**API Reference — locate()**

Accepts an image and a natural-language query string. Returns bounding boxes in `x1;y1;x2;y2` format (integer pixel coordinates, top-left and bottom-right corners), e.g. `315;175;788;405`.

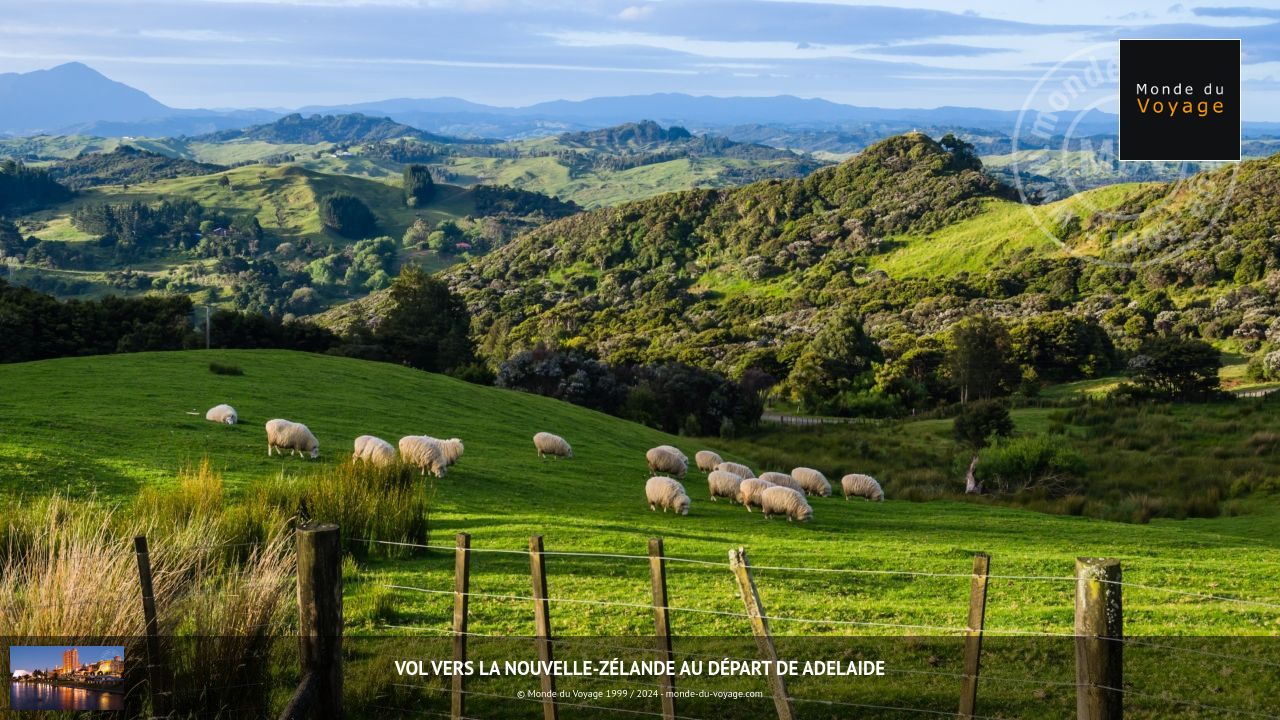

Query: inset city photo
8;646;125;711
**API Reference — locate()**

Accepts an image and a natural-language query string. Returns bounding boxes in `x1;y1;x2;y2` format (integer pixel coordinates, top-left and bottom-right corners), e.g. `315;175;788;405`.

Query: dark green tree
944;314;1020;403
1127;336;1221;401
403;164;434;207
1010;313;1114;382
318;192;377;239
953;399;1014;493
373;265;476;372
787;307;882;412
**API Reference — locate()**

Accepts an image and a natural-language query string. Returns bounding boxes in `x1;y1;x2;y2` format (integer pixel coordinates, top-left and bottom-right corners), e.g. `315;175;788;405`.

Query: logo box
1119;39;1241;161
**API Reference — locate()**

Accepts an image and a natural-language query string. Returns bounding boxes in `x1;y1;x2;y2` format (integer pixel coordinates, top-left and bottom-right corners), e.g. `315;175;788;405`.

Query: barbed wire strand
351;538;728;567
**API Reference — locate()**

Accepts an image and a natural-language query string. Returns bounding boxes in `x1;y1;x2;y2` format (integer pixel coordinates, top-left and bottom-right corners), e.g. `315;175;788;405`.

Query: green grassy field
868;184;1151;279
1;349;1278;647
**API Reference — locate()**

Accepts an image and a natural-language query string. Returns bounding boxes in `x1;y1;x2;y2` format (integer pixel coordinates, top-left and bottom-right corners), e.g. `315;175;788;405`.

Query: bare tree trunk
964;453;982;494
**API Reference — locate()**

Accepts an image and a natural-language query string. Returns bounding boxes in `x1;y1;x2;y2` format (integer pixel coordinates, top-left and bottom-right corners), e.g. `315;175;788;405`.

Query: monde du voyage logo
1120;39;1241;161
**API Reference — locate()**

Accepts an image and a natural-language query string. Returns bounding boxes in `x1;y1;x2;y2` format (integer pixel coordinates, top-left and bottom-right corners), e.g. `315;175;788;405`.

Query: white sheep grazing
760;486;813;522
439;438;465;466
205;404;238;425
646;446;688;478
265;419;319;459
737;477;776;512
716;461;755;479
841;473;884;502
533;432;573;459
353;435;396;467
695;450;723;473
759;471;804;493
645;476;691;516
791;467;832;497
707;470;743;503
399;435;448;477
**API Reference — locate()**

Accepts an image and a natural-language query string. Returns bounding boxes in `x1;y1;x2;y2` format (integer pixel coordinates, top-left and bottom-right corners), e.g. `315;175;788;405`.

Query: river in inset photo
9;682;124;711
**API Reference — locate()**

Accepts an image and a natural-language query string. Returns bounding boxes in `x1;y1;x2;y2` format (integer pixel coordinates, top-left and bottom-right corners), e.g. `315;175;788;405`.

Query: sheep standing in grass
647;446;688;478
759;471;804;493
265;419;319;459
760;486;813;522
399;435;449;477
737;478;776;512
707;470;743;503
695;450;723;473
716;461;755;479
533;432;573;459
645;476;691;515
791;467;832;497
439;438;465;466
353;435;396;467
206;404;238;425
841;474;884;502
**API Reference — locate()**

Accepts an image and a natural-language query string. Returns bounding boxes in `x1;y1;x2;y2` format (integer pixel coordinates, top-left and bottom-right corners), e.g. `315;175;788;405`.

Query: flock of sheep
641;446;883;523
206;404;465;476
203;407;882;524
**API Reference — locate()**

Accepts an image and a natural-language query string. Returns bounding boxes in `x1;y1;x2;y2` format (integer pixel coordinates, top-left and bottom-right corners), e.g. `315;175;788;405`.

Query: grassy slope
443;155;741;208
0;350;1277;642
13;166;471;301
868;183;1152;278
24;164;473;248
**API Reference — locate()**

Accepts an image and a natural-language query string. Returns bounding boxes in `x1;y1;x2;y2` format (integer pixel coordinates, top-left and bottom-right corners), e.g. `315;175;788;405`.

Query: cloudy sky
1;0;1278;117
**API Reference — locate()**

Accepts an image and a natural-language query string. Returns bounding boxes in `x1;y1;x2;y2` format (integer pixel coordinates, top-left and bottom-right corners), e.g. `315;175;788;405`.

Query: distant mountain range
0;63;276;137
4;62;1280;144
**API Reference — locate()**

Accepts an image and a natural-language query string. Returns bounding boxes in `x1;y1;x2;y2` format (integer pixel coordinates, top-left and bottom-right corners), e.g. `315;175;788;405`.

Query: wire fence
349;533;1280;720
26;529;1272;719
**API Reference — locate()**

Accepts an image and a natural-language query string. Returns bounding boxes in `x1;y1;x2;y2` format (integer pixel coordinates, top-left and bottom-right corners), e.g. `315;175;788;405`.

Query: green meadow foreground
1;349;1278;642
3;350;1278;718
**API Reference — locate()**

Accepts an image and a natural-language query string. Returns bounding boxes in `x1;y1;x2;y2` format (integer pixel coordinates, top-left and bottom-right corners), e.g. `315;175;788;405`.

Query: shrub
971;435;1087;496
209;361;244;376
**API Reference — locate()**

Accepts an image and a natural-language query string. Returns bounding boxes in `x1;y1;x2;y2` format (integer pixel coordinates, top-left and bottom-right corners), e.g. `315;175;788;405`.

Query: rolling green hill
441;133;1280;417
446;132;1014;372
47;145;226;189
0;347;1276;669
5;164;550;308
1;120;826;209
21;163;471;246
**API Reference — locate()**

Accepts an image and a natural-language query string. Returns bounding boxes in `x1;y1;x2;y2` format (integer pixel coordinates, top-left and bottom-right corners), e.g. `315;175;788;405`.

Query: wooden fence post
648;538;677;720
958;552;990;719
133;535;168;716
1075;558;1122;720
529;535;558;720
728;547;795;720
296;523;343;720
452;533;471;720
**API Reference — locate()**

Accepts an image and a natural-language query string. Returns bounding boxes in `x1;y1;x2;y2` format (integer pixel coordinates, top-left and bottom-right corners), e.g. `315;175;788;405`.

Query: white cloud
138;29;267;43
618;5;653;21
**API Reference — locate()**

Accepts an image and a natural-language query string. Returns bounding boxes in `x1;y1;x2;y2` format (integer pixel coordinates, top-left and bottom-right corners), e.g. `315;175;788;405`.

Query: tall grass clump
135;458;226;526
250;460;430;558
0;462;299;716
